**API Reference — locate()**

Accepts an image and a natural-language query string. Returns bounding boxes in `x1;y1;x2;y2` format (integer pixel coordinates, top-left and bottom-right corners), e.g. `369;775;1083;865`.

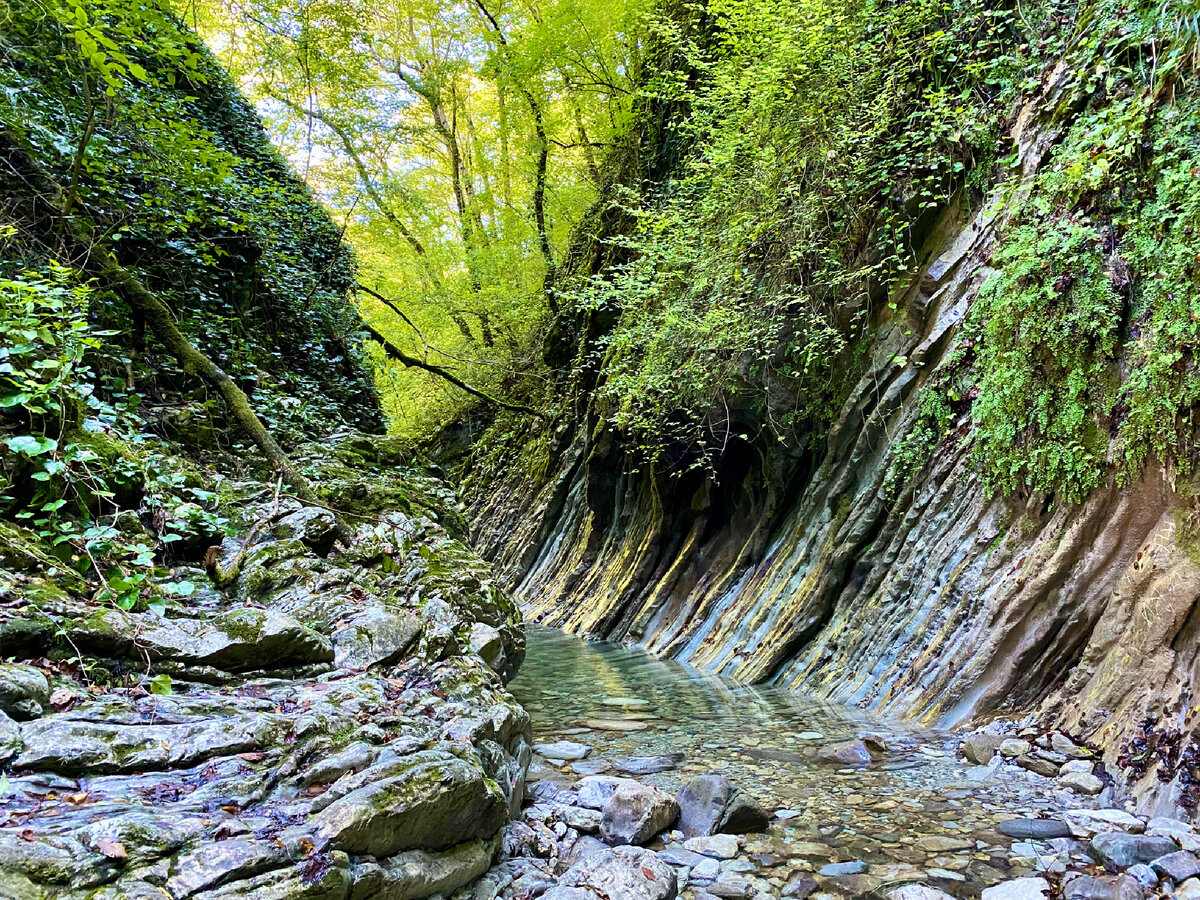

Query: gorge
2;0;1200;897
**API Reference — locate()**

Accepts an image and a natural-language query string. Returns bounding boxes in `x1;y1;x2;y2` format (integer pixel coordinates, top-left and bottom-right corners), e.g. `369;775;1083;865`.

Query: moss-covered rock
313;750;508;857
0;431;528;900
0;663;49;720
70;606;333;673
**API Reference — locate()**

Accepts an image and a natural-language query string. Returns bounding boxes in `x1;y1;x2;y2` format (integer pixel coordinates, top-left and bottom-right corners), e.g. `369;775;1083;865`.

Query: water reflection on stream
510;626;1072;896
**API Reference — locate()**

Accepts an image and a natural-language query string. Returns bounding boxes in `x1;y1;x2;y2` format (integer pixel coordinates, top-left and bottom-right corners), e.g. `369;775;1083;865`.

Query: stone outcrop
467;63;1200;816
0;434;529;899
543;846;677;900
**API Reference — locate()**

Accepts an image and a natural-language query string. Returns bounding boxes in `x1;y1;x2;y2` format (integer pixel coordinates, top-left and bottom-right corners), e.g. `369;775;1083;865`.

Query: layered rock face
470;72;1200;814
0;435;529;899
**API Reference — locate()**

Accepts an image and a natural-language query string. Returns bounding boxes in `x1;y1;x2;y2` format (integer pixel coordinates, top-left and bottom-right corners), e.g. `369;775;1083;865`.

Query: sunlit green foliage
193;0;648;437
7;0;1198;518
1;0;379;440
904;0;1200;501
563;0;1031;471
0;0;371;614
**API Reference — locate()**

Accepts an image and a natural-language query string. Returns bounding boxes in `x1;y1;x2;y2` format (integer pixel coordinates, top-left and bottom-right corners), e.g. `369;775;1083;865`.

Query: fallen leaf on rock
49;688;75;711
96;839;127;859
642;866;656;880
236;752;265;762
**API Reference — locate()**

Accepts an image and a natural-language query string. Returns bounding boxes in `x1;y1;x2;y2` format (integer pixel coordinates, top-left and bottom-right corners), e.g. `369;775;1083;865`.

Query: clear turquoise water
510;626;1074;895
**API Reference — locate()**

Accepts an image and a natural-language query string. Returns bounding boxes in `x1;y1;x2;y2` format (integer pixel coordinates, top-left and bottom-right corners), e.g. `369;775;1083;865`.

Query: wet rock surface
0;435;529;900
601;783;679;845
8;442;1200;900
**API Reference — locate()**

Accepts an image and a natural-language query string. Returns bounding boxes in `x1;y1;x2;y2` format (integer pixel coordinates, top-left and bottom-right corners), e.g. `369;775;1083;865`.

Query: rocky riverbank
0;434;528;899
470;723;1200;900
441;626;1200;900
4;432;1198;900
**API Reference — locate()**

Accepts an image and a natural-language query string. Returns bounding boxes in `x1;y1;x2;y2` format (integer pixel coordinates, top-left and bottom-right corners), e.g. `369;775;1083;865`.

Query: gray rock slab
1062;874;1143;900
349;838;494;899
1059;771;1104;795
331;607;420;670
981;877;1050;900
616;753;685;775
819;860;867;876
535;740;592;761
819;739;873;766
1151;849;1200;882
0;663;49;720
600;783;679;846
888;886;957;900
997;819;1071;839
77;606;334;672
658;846;709;868
313;751;507;856
1089;832;1179;870
545;846;678;900
577;775;641;810
1064;809;1144;838
683;834;739;859
961;734;1003;765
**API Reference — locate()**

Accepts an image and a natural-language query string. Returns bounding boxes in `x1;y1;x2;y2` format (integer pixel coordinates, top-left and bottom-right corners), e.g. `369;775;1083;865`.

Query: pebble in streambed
452;627;1193;900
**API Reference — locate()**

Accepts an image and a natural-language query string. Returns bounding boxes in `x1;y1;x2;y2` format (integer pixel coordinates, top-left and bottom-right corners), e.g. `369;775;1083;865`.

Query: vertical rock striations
469;69;1200;814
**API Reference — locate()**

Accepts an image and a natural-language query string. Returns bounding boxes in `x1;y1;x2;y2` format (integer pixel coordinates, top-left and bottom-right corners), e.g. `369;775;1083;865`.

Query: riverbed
509;626;1092;897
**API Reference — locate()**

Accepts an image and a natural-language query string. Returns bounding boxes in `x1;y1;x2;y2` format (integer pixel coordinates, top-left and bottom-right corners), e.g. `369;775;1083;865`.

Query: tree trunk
470;0;558;311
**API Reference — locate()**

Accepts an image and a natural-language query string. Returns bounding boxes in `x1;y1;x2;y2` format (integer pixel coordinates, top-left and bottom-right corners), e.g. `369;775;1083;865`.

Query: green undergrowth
0;267;224;614
890;0;1200;503
0;0;381;446
557;0;1039;475
0;0;383;627
521;0;1200;508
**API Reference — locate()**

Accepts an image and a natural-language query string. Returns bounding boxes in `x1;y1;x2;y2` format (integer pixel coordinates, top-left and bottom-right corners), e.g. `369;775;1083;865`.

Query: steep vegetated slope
0;5;529;897
1;0;381;449
465;0;1200;810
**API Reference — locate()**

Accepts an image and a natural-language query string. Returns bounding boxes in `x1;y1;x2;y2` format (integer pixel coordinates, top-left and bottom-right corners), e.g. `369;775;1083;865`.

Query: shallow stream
510;626;1083;896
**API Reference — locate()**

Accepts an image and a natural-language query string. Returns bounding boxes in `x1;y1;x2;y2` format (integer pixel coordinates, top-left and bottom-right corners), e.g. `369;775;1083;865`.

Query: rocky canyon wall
469;67;1200;815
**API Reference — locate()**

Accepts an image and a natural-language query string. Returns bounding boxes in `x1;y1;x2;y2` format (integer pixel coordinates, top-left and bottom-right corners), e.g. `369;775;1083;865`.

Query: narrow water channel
510;626;1077;896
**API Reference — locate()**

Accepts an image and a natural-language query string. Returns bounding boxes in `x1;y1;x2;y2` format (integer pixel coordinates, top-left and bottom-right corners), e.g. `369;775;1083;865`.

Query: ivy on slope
562;0;1035;474
0;0;381;444
0;0;381;626
551;0;1199;505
